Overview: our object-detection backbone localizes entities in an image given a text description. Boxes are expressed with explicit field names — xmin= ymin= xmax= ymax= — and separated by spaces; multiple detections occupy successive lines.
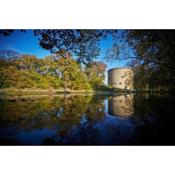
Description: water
xmin=0 ymin=93 xmax=175 ymax=145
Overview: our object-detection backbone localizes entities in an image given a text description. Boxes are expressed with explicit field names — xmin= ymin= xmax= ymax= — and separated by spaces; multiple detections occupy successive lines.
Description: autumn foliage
xmin=0 ymin=54 xmax=106 ymax=90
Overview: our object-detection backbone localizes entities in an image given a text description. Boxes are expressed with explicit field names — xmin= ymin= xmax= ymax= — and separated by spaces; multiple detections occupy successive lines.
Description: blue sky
xmin=0 ymin=30 xmax=50 ymax=58
xmin=0 ymin=30 xmax=129 ymax=83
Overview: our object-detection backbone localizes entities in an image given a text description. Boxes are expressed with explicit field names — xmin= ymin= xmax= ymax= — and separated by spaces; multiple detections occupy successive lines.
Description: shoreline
xmin=0 ymin=88 xmax=170 ymax=94
xmin=0 ymin=88 xmax=171 ymax=101
xmin=0 ymin=88 xmax=133 ymax=100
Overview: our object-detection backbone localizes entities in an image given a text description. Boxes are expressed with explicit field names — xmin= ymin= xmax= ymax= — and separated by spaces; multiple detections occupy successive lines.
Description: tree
xmin=0 ymin=52 xmax=94 ymax=90
xmin=34 ymin=30 xmax=117 ymax=64
xmin=1 ymin=29 xmax=118 ymax=64
xmin=128 ymin=30 xmax=175 ymax=91
xmin=0 ymin=29 xmax=25 ymax=36
xmin=105 ymin=30 xmax=175 ymax=91
xmin=14 ymin=54 xmax=39 ymax=71
xmin=0 ymin=54 xmax=60 ymax=89
xmin=57 ymin=56 xmax=91 ymax=90
xmin=85 ymin=61 xmax=106 ymax=89
xmin=0 ymin=60 xmax=18 ymax=88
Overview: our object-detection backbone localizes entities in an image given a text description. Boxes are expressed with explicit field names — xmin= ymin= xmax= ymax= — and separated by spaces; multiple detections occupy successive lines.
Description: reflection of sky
xmin=14 ymin=128 xmax=56 ymax=145
xmin=0 ymin=30 xmax=134 ymax=84
xmin=0 ymin=115 xmax=141 ymax=145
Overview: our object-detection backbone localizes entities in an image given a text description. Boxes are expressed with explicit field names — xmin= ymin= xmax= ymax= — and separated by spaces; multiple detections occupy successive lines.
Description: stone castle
xmin=108 ymin=67 xmax=134 ymax=90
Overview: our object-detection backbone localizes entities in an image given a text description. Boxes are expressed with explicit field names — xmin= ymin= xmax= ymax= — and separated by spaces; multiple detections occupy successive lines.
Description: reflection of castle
xmin=108 ymin=95 xmax=134 ymax=118
xmin=108 ymin=67 xmax=134 ymax=90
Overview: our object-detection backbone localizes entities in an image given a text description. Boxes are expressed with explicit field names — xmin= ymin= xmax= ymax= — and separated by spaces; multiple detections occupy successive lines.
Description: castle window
xmin=119 ymin=82 xmax=122 ymax=85
xmin=121 ymin=75 xmax=124 ymax=78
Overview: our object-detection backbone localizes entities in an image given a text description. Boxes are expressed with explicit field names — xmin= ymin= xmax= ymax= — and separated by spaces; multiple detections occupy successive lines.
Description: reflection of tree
xmin=55 ymin=96 xmax=106 ymax=140
xmin=86 ymin=96 xmax=106 ymax=122
xmin=0 ymin=96 xmax=90 ymax=130
xmin=0 ymin=95 xmax=104 ymax=135
xmin=0 ymin=97 xmax=62 ymax=131
xmin=56 ymin=95 xmax=92 ymax=136
xmin=42 ymin=96 xmax=106 ymax=145
xmin=133 ymin=94 xmax=159 ymax=122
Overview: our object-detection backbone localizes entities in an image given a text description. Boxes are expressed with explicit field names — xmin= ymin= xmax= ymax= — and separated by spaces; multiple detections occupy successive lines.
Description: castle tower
xmin=108 ymin=67 xmax=134 ymax=90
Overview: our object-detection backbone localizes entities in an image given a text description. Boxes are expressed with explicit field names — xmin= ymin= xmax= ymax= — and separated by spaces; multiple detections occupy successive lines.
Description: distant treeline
xmin=0 ymin=54 xmax=106 ymax=90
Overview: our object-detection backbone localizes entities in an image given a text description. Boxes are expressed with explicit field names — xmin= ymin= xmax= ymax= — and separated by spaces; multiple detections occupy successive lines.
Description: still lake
xmin=0 ymin=93 xmax=175 ymax=145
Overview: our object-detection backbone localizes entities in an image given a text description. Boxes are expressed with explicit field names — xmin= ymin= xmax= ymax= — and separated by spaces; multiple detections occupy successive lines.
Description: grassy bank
xmin=1 ymin=88 xmax=168 ymax=96
xmin=0 ymin=88 xmax=119 ymax=101
xmin=0 ymin=88 xmax=123 ymax=99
